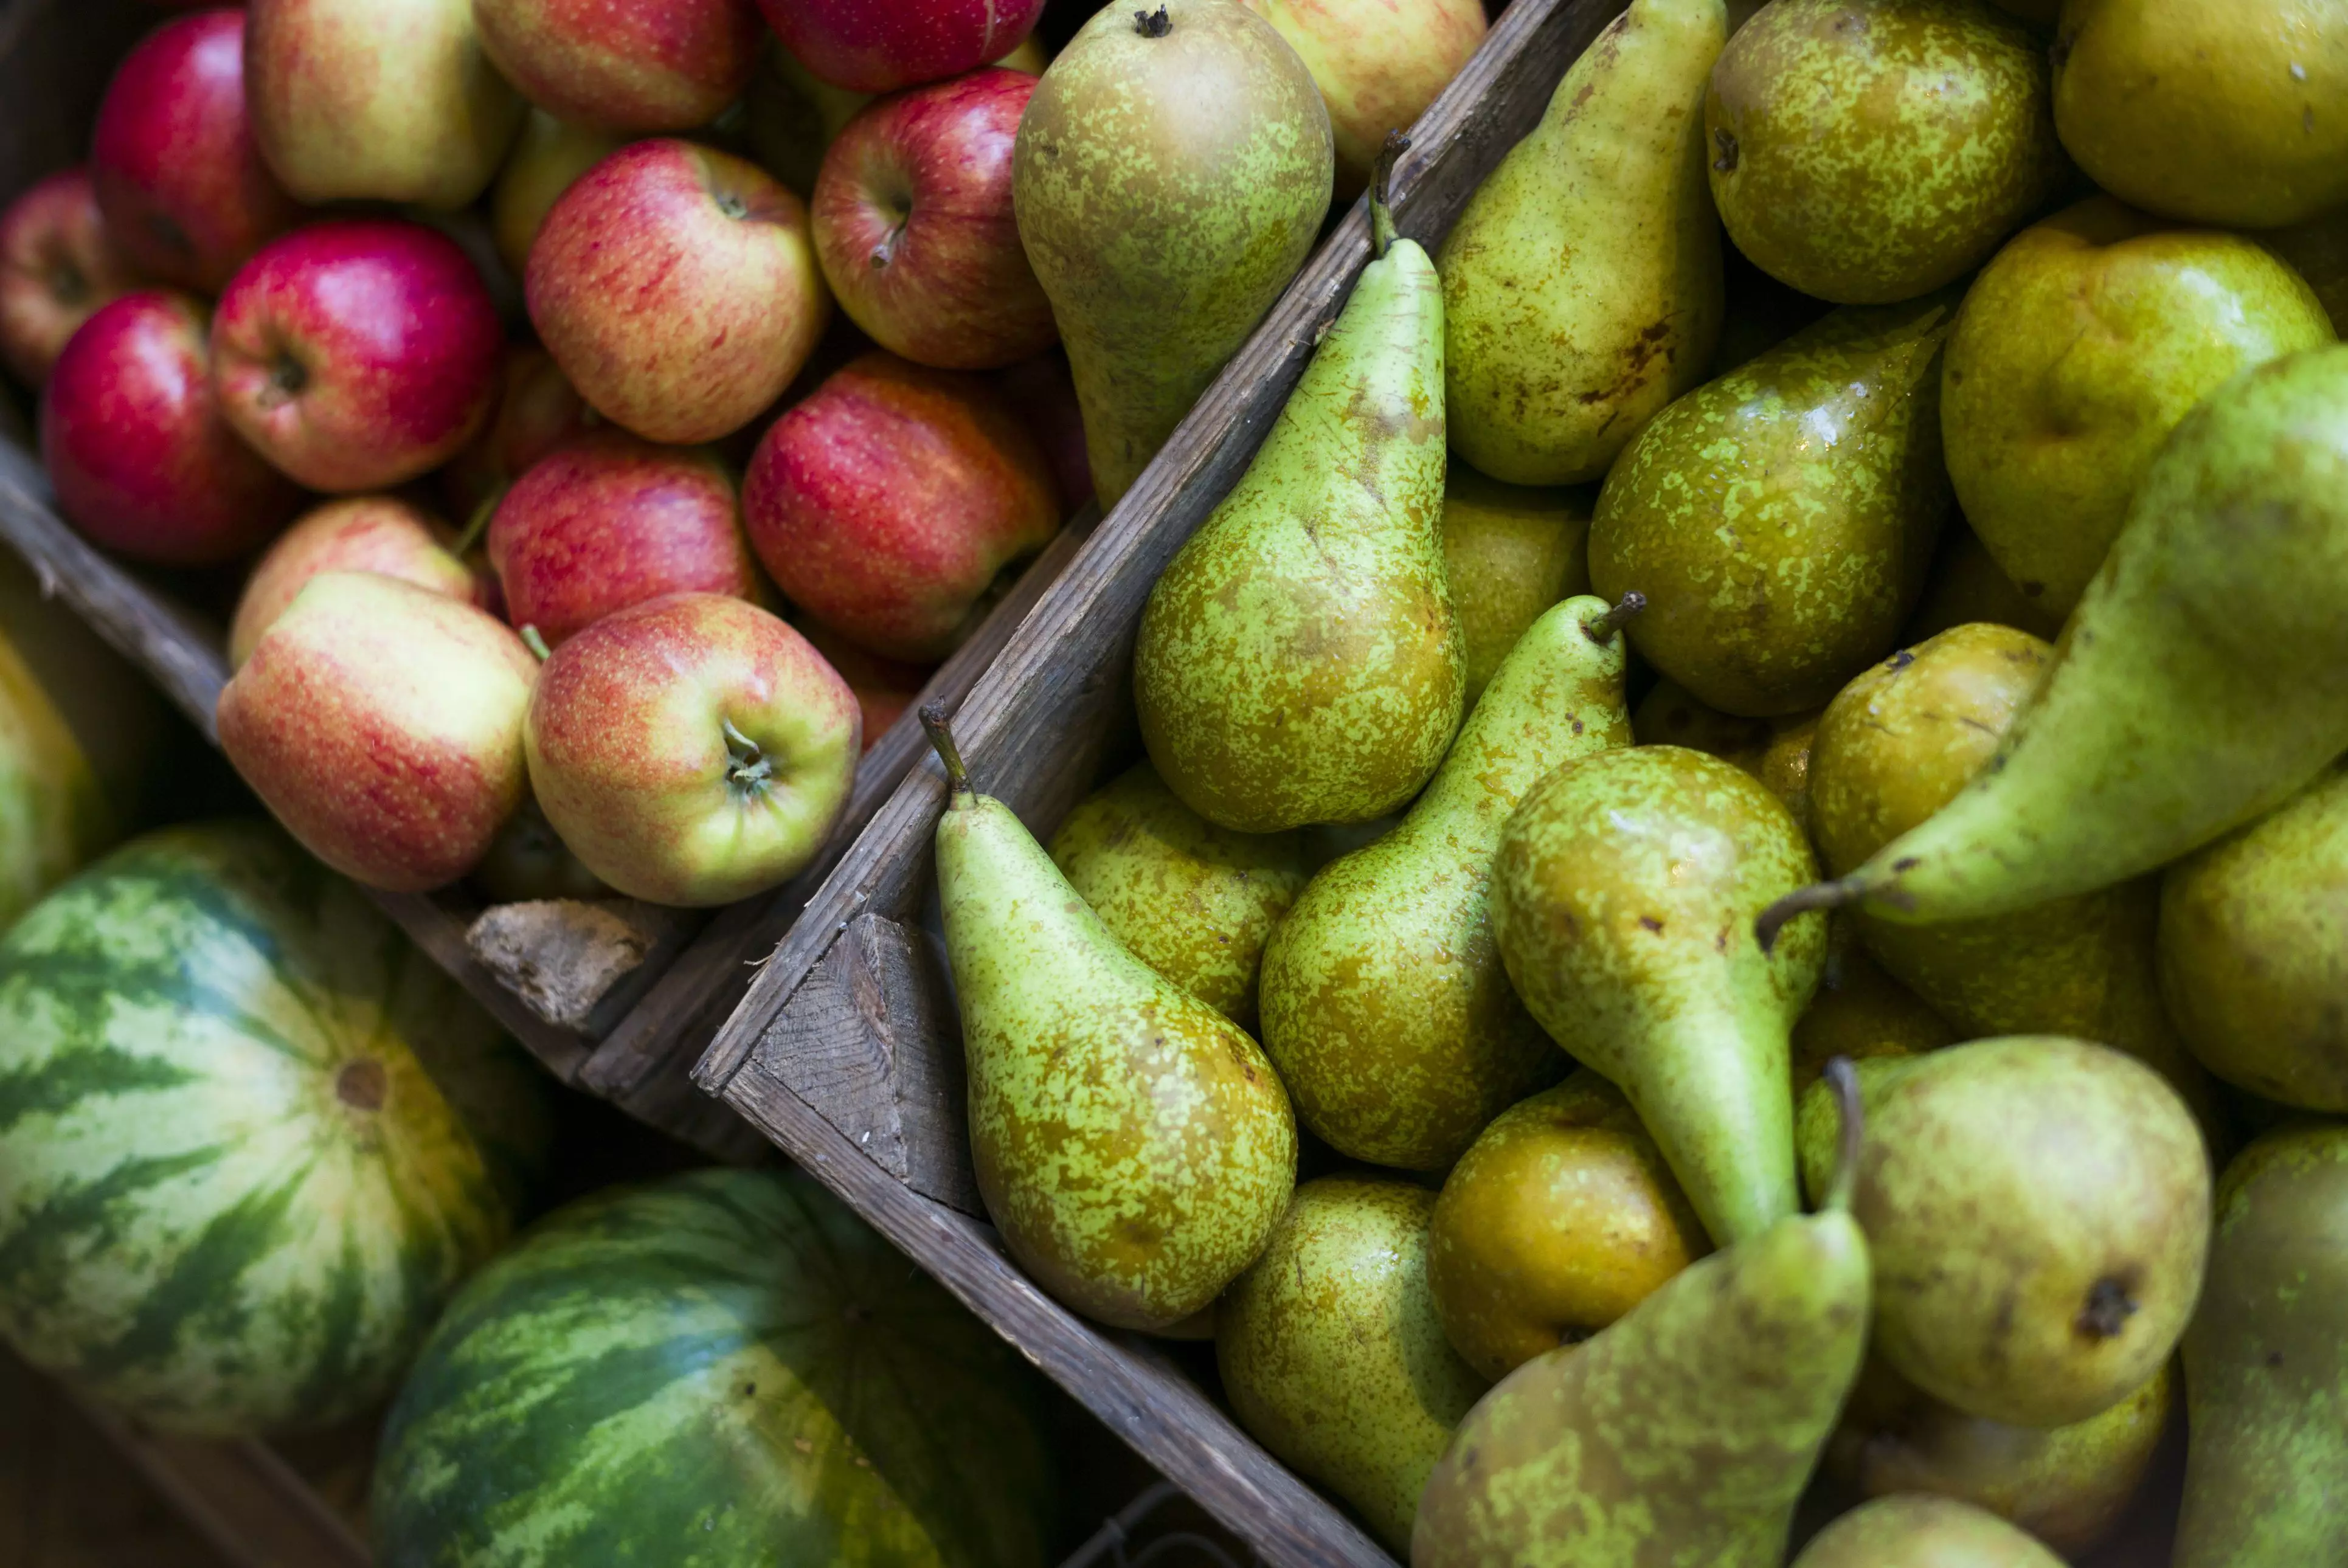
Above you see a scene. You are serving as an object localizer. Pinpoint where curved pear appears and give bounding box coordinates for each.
[1792,1494,2063,1568]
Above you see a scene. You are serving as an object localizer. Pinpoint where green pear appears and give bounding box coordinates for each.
[1135,148,1459,833]
[1441,467,1592,710]
[1827,1355,2173,1556]
[1216,1176,1487,1553]
[1944,195,2334,619]
[1491,745,1827,1245]
[1047,764,1311,1032]
[2177,1122,2348,1567]
[1901,523,2062,645]
[1789,920,1955,1096]
[2262,208,2348,336]
[1630,677,1817,823]
[1411,1062,1870,1567]
[1013,0,1332,507]
[1589,292,1958,717]
[1706,0,2066,306]
[1438,0,1725,486]
[1791,1495,2063,1568]
[1794,1038,2209,1428]
[2159,761,2348,1112]
[1763,346,2348,932]
[921,708,1297,1332]
[1257,594,1635,1169]
[2052,0,2348,229]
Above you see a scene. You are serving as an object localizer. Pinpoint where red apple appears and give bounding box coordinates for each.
[211,218,504,491]
[476,0,764,132]
[91,9,302,292]
[488,427,763,648]
[219,570,538,891]
[743,350,1058,660]
[229,495,485,667]
[524,592,860,905]
[439,344,595,520]
[798,620,932,751]
[527,139,829,444]
[40,289,300,565]
[997,350,1093,515]
[758,0,1047,94]
[810,68,1054,371]
[0,169,142,387]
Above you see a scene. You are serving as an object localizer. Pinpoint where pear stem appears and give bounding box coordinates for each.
[1370,130,1408,258]
[1756,877,1858,954]
[1582,590,1647,645]
[453,484,504,557]
[1822,1056,1864,1215]
[918,702,972,797]
[519,624,550,662]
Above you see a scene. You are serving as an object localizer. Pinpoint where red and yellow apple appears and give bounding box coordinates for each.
[490,111,627,277]
[228,496,484,667]
[475,0,764,133]
[757,0,1047,94]
[0,170,140,387]
[1241,0,1488,197]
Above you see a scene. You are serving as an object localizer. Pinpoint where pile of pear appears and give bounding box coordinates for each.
[921,0,2348,1563]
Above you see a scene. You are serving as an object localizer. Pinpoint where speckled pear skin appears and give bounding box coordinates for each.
[1013,0,1332,507]
[932,764,1297,1332]
[1047,764,1311,1032]
[1705,0,2066,306]
[1793,1040,2210,1429]
[1491,746,1826,1246]
[1791,1494,2065,1568]
[1438,0,1726,488]
[1216,1176,1488,1554]
[1440,467,1592,710]
[1257,596,1632,1170]
[1631,676,1818,823]
[1411,1145,1869,1567]
[1134,213,1458,833]
[1801,345,2348,927]
[2177,1124,2348,1567]
[1588,292,1958,719]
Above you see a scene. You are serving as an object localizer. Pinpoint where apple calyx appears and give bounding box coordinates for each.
[1134,7,1171,38]
[46,258,89,306]
[261,350,310,407]
[722,717,776,796]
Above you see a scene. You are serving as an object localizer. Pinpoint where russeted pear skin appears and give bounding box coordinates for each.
[1438,0,1726,486]
[1135,163,1458,833]
[1790,1494,2065,1568]
[923,711,1296,1332]
[1491,745,1826,1246]
[1215,1177,1487,1554]
[1256,595,1633,1170]
[1771,345,2348,932]
[1013,0,1332,507]
[2177,1124,2348,1567]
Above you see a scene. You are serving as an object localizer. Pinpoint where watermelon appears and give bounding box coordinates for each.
[0,820,552,1434]
[375,1169,1058,1568]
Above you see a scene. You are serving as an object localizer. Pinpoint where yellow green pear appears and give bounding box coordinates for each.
[1792,1495,2063,1568]
[1216,1176,1487,1554]
[1047,764,1311,1032]
[1256,593,1636,1170]
[1943,195,2335,619]
[1438,0,1726,486]
[1441,467,1591,710]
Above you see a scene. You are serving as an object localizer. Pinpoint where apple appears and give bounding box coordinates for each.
[490,111,628,277]
[811,68,1055,371]
[1240,0,1488,198]
[40,290,300,565]
[797,620,932,751]
[220,571,537,891]
[91,9,302,292]
[524,591,860,905]
[438,343,595,519]
[244,0,526,209]
[476,0,764,133]
[527,138,829,444]
[757,0,1047,94]
[0,170,141,388]
[229,496,485,667]
[743,349,1059,660]
[488,427,763,648]
[211,218,504,492]
[997,350,1093,514]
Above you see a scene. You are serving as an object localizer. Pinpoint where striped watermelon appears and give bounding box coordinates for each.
[375,1169,1057,1568]
[0,820,552,1435]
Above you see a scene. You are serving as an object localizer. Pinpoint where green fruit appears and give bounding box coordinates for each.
[1438,0,1725,486]
[1944,195,2335,619]
[2177,1123,2348,1567]
[1257,595,1632,1169]
[924,713,1295,1331]
[0,822,551,1434]
[1706,0,2066,305]
[1013,0,1332,506]
[1795,1038,2209,1428]
[1440,466,1592,711]
[1492,745,1826,1246]
[1135,163,1459,832]
[1590,292,1957,717]
[1792,1494,2064,1567]
[1215,1176,1487,1553]
[1047,764,1311,1031]
[373,1169,1055,1568]
[1900,523,2062,644]
[2052,0,2348,229]
[1630,677,1817,823]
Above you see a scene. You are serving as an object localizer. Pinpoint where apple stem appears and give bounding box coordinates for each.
[453,485,505,557]
[1582,590,1647,645]
[918,702,973,798]
[1371,130,1409,258]
[519,625,551,662]
[1756,877,1860,954]
[722,719,774,792]
[1134,5,1171,36]
[1822,1056,1864,1215]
